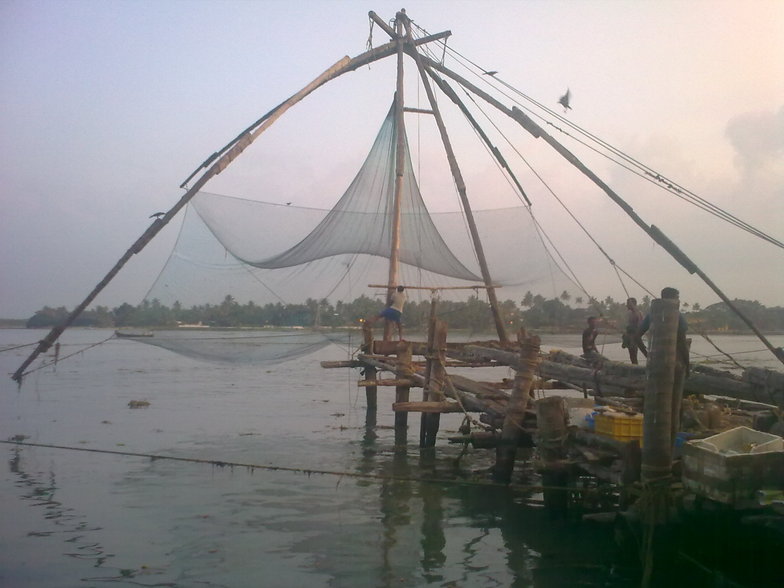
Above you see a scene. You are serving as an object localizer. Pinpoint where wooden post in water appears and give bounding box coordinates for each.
[535,396,570,516]
[636,296,681,584]
[363,324,378,411]
[641,298,679,484]
[395,342,413,445]
[494,330,540,483]
[420,316,448,448]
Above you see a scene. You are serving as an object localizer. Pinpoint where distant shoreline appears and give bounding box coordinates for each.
[2,323,782,337]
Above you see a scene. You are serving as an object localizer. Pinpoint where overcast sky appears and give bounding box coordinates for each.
[1,0,782,319]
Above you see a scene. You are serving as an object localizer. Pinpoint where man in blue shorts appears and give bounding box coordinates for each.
[366,286,407,341]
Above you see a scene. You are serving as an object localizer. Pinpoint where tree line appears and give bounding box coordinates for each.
[24,292,784,334]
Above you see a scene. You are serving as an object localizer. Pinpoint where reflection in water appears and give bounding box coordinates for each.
[356,408,633,588]
[7,447,110,568]
[419,450,446,580]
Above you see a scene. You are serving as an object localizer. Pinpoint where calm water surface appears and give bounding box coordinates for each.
[1,329,781,587]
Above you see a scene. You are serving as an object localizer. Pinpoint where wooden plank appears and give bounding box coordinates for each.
[357,378,416,387]
[393,401,463,413]
[321,360,363,368]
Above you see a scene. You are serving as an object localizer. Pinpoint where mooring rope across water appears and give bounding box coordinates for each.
[12,334,117,380]
[1,439,581,496]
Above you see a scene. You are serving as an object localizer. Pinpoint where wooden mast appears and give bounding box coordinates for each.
[384,11,407,342]
[400,16,509,345]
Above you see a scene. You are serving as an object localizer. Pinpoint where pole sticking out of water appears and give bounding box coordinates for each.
[641,297,679,483]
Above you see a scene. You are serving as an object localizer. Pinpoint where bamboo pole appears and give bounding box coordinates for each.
[494,332,540,483]
[421,318,448,447]
[362,322,378,410]
[381,11,407,342]
[401,20,509,345]
[425,70,531,206]
[535,396,570,515]
[395,342,413,445]
[641,298,679,483]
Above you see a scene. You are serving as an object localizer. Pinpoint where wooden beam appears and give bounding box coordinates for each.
[401,19,508,345]
[321,360,363,368]
[394,401,464,413]
[358,378,416,387]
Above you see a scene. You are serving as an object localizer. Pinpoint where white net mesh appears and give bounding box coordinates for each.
[137,101,578,364]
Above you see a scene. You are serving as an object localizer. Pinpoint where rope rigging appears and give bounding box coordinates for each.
[408,26,655,306]
[420,33,783,251]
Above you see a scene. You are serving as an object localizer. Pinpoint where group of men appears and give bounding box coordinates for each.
[582,287,689,371]
[367,285,689,373]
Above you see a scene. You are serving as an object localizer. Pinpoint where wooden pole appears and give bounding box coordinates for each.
[494,331,540,483]
[535,396,570,516]
[363,323,378,410]
[420,318,448,447]
[425,71,531,206]
[401,20,509,345]
[395,342,413,446]
[641,298,679,484]
[380,12,408,342]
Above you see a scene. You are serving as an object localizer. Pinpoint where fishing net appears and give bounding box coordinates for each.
[136,101,578,364]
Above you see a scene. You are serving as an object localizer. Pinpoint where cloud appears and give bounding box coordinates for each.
[725,106,784,198]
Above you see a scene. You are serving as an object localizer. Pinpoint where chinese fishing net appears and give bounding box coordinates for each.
[137,102,577,364]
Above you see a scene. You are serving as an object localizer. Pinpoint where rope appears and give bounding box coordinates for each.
[0,341,39,353]
[422,37,783,251]
[2,439,582,495]
[16,334,116,379]
[455,83,650,302]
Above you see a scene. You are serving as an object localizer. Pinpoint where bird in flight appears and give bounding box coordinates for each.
[149,212,165,219]
[558,88,572,112]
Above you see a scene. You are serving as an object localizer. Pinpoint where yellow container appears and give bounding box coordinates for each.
[594,412,643,444]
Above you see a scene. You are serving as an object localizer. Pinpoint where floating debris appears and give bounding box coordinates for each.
[128,400,150,409]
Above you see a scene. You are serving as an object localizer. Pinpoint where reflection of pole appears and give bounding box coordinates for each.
[379,446,412,583]
[401,19,508,345]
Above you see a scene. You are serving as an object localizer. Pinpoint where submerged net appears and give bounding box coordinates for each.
[137,101,578,364]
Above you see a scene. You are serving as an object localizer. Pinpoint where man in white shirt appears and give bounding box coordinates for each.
[366,286,407,341]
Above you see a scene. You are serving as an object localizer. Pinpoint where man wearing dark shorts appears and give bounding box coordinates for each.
[366,286,407,341]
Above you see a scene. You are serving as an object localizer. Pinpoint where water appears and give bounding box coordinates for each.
[1,329,781,587]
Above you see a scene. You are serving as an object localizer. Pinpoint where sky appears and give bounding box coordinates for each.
[1,0,782,319]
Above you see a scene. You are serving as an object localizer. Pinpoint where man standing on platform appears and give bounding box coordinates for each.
[582,316,601,362]
[365,285,407,341]
[623,297,648,364]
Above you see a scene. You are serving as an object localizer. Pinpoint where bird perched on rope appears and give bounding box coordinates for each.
[483,70,498,76]
[558,88,572,112]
